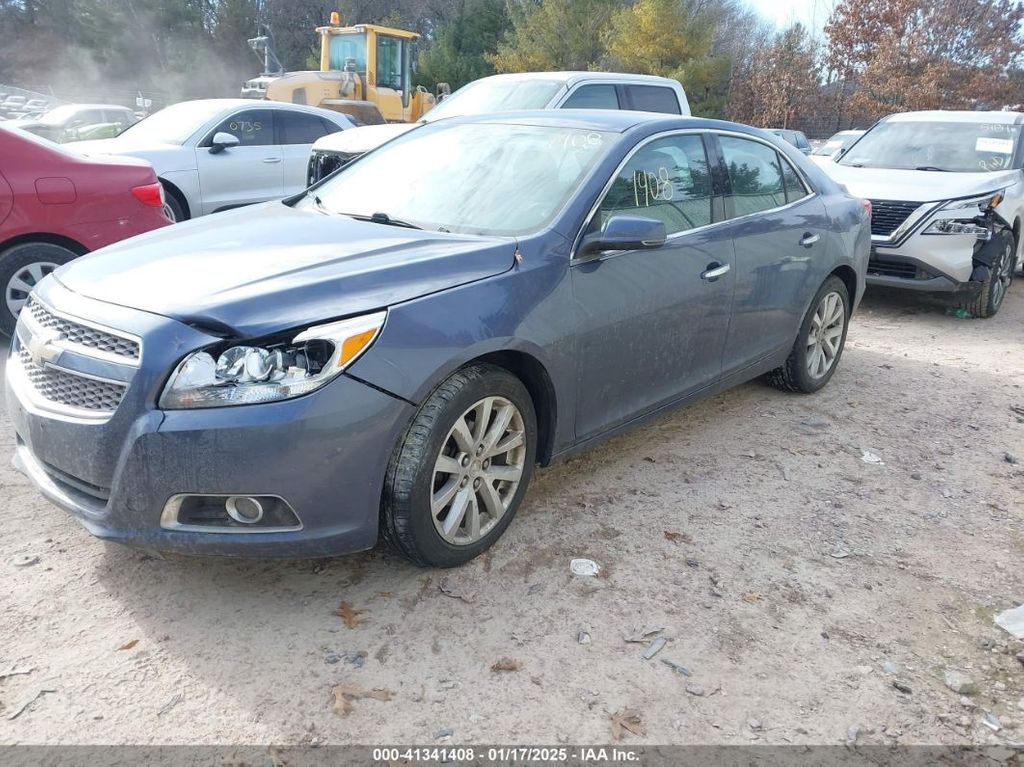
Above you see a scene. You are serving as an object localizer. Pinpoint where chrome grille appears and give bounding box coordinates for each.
[25,298,140,361]
[869,200,922,238]
[18,349,127,412]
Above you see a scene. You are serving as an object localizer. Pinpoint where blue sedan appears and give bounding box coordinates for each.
[6,111,870,566]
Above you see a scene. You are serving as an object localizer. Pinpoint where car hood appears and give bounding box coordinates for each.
[312,123,418,155]
[821,163,1018,203]
[55,202,516,338]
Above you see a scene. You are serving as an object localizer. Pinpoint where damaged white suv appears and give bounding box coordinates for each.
[823,111,1022,317]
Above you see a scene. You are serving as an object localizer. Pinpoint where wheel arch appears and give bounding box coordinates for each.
[829,264,858,308]
[0,232,88,257]
[158,177,191,220]
[469,350,558,466]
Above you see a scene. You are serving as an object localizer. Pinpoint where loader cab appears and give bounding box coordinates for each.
[319,22,417,122]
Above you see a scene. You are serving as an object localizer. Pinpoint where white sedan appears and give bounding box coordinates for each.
[73,99,353,221]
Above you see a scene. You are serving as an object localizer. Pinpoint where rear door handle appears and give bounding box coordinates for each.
[263,157,282,164]
[800,232,820,247]
[701,262,731,282]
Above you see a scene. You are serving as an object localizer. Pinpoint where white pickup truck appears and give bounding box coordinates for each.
[307,71,690,184]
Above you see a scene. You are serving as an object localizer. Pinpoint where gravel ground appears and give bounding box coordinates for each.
[0,283,1022,746]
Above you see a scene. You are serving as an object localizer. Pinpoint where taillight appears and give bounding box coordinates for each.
[862,198,872,218]
[131,182,164,208]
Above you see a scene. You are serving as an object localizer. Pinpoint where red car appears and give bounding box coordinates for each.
[0,125,170,335]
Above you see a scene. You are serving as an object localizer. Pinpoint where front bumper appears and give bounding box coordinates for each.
[6,279,414,558]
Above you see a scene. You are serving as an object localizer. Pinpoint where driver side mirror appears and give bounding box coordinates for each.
[209,132,240,154]
[580,216,667,256]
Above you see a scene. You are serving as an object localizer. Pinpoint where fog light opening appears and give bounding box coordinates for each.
[225,495,264,524]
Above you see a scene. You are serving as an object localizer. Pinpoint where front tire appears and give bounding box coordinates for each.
[766,275,850,394]
[0,242,77,336]
[381,364,537,567]
[958,229,1014,318]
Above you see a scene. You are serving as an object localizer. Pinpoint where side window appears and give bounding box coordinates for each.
[795,131,810,150]
[278,111,332,145]
[625,85,681,115]
[595,134,712,236]
[780,157,809,203]
[208,110,274,147]
[719,135,786,217]
[376,36,403,90]
[561,84,619,110]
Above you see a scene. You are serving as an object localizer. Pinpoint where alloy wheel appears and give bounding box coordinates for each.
[6,261,58,319]
[991,239,1014,309]
[806,290,846,380]
[431,396,527,546]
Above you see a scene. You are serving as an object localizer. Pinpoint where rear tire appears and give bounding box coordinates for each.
[766,275,850,394]
[0,242,77,336]
[381,364,537,567]
[957,230,1013,319]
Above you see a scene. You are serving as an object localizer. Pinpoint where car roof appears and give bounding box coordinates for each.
[471,71,683,88]
[886,110,1023,125]
[441,110,756,136]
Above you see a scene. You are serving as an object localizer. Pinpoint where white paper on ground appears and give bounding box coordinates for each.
[994,603,1024,639]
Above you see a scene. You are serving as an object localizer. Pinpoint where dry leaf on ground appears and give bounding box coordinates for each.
[491,658,521,672]
[741,592,764,604]
[330,684,393,716]
[117,639,139,651]
[336,601,363,628]
[664,531,692,544]
[610,708,645,740]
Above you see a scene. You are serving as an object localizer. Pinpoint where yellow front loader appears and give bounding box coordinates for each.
[262,13,440,125]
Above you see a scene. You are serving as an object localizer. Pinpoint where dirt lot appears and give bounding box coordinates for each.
[1,283,1022,747]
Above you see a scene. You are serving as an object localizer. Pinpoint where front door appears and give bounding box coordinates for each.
[571,133,735,440]
[194,108,283,215]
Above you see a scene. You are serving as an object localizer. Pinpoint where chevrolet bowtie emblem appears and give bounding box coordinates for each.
[26,327,62,367]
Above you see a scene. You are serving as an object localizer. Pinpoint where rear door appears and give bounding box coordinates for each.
[276,111,339,194]
[710,132,830,374]
[571,131,735,439]
[194,108,282,214]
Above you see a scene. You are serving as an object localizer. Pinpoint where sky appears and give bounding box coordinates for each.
[744,0,837,34]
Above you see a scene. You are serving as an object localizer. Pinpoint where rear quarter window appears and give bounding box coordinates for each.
[625,85,681,114]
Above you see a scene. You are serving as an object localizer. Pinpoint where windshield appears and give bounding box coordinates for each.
[425,78,564,123]
[303,122,611,236]
[328,32,367,72]
[839,120,1020,172]
[812,131,862,156]
[116,102,223,144]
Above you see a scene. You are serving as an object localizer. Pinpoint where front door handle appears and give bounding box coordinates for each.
[800,232,820,248]
[701,262,731,282]
[263,157,282,164]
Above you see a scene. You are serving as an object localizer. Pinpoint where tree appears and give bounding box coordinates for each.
[417,0,508,89]
[491,0,620,72]
[602,0,730,117]
[730,22,820,128]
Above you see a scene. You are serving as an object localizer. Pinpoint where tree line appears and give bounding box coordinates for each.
[0,0,1021,135]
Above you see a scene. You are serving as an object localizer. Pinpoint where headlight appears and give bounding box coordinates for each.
[923,190,1004,238]
[939,190,1004,212]
[160,311,386,409]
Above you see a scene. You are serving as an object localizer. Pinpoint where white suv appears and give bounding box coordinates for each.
[307,71,690,183]
[822,110,1022,317]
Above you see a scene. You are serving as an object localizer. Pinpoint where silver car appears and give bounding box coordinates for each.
[72,99,353,221]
